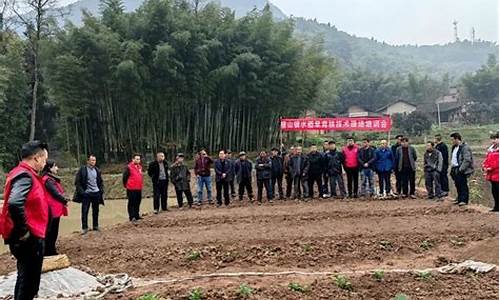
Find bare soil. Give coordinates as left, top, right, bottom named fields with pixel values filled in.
left=0, top=197, right=497, bottom=299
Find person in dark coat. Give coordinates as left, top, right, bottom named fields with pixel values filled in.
left=395, top=138, right=418, bottom=198
left=255, top=151, right=273, bottom=203
left=214, top=150, right=231, bottom=207
left=147, top=151, right=169, bottom=214
left=0, top=141, right=49, bottom=300
left=283, top=146, right=295, bottom=199
left=42, top=160, right=69, bottom=256
left=374, top=140, right=394, bottom=198
left=74, top=154, right=104, bottom=234
left=307, top=144, right=324, bottom=198
left=227, top=150, right=237, bottom=198
left=325, top=141, right=346, bottom=198
left=321, top=140, right=331, bottom=196
left=434, top=134, right=449, bottom=195
left=270, top=147, right=284, bottom=200
left=424, top=142, right=444, bottom=200
left=288, top=146, right=310, bottom=200
left=234, top=152, right=254, bottom=201
left=450, top=132, right=474, bottom=206
left=170, top=153, right=193, bottom=209
left=391, top=135, right=403, bottom=195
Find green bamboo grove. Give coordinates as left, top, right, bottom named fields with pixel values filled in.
left=41, top=0, right=334, bottom=161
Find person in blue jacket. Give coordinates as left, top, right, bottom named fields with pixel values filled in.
left=374, top=139, right=394, bottom=198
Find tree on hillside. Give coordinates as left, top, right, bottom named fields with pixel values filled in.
left=10, top=0, right=59, bottom=140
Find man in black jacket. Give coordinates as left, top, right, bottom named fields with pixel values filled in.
left=307, top=144, right=323, bottom=198
left=434, top=134, right=449, bottom=196
left=289, top=146, right=310, bottom=200
left=74, top=154, right=104, bottom=234
left=358, top=139, right=376, bottom=197
left=325, top=141, right=346, bottom=198
left=214, top=150, right=231, bottom=207
left=148, top=151, right=170, bottom=214
left=391, top=135, right=403, bottom=195
left=256, top=151, right=273, bottom=203
left=234, top=152, right=254, bottom=201
left=270, top=147, right=284, bottom=200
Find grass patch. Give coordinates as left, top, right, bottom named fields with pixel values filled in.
left=303, top=243, right=313, bottom=253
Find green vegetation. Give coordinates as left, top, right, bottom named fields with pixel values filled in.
left=188, top=288, right=203, bottom=300
left=187, top=250, right=202, bottom=261
left=302, top=243, right=313, bottom=253
left=287, top=282, right=308, bottom=293
left=419, top=240, right=433, bottom=251
left=416, top=271, right=432, bottom=281
left=236, top=283, right=253, bottom=298
left=391, top=293, right=410, bottom=300
left=372, top=270, right=385, bottom=282
left=333, top=275, right=353, bottom=291
left=137, top=293, right=160, bottom=300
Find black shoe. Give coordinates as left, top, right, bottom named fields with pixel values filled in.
left=92, top=227, right=100, bottom=232
left=490, top=208, right=498, bottom=212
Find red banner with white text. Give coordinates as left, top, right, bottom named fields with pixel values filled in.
left=280, top=117, right=392, bottom=132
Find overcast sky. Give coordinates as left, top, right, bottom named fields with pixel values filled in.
left=271, top=0, right=498, bottom=45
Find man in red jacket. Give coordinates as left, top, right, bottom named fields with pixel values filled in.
left=0, top=141, right=49, bottom=300
left=123, top=154, right=144, bottom=224
left=342, top=137, right=360, bottom=198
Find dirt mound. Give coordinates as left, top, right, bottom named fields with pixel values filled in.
left=0, top=197, right=497, bottom=299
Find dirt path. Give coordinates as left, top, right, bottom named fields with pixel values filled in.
left=0, top=197, right=497, bottom=299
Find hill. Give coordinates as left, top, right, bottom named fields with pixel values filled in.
left=33, top=0, right=500, bottom=78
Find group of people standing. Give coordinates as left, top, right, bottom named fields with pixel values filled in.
left=0, top=131, right=497, bottom=299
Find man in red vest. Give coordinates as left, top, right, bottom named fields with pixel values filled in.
left=0, top=141, right=49, bottom=300
left=123, top=154, right=144, bottom=224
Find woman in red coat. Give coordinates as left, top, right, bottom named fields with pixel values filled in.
left=482, top=132, right=499, bottom=212
left=42, top=160, right=69, bottom=255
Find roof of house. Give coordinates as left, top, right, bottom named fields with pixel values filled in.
left=418, top=102, right=463, bottom=113
left=375, top=99, right=416, bottom=112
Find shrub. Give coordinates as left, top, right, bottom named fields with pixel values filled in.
left=187, top=250, right=202, bottom=261
left=391, top=293, right=410, bottom=300
left=288, top=282, right=308, bottom=293
left=137, top=294, right=160, bottom=300
left=236, top=283, right=253, bottom=298
left=188, top=288, right=203, bottom=300
left=372, top=270, right=385, bottom=282
left=333, top=275, right=353, bottom=291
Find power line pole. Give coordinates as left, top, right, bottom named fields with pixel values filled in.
left=453, top=20, right=459, bottom=42
left=471, top=27, right=475, bottom=45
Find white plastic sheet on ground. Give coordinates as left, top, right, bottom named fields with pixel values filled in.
left=438, top=260, right=498, bottom=274
left=0, top=267, right=102, bottom=299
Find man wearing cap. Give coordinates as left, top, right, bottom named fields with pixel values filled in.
left=270, top=147, right=284, bottom=200
left=0, top=141, right=49, bottom=300
left=170, top=153, right=194, bottom=209
left=148, top=151, right=170, bottom=214
left=234, top=151, right=254, bottom=201
left=194, top=149, right=213, bottom=205
left=288, top=146, right=310, bottom=200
